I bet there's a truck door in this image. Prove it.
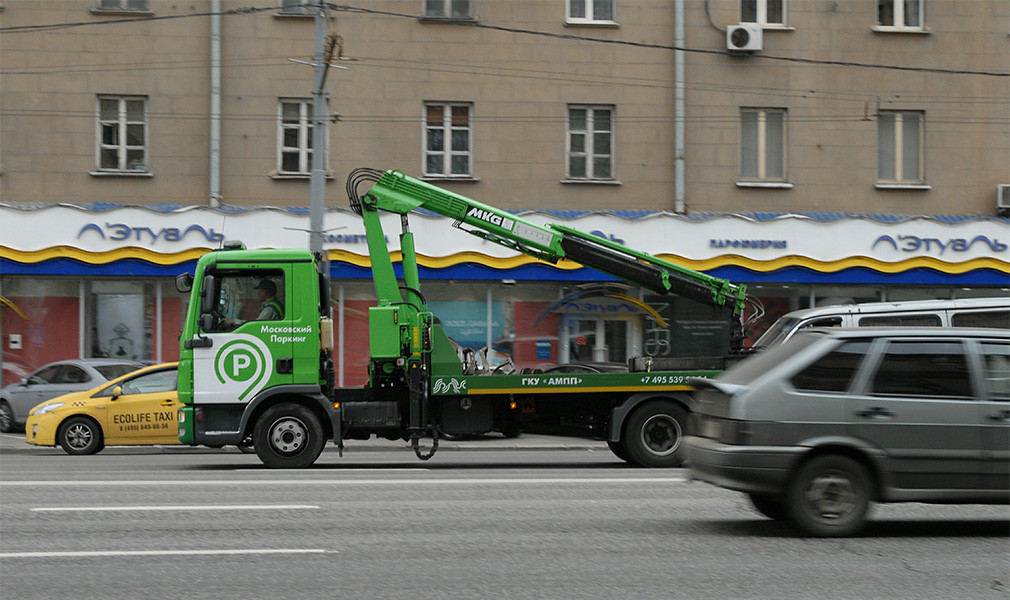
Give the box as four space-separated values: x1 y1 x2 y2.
191 267 293 405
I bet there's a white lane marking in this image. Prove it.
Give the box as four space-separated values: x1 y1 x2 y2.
0 549 330 559
5 477 687 487
31 504 320 512
234 468 429 473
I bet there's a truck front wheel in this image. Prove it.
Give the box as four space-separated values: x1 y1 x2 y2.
254 403 325 469
623 401 688 468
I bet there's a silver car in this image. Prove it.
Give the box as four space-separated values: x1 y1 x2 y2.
0 359 143 433
685 327 1010 537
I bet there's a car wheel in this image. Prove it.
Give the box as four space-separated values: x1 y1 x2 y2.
58 416 104 456
748 493 789 521
0 401 14 433
606 438 630 462
786 454 872 537
623 401 688 468
253 403 325 469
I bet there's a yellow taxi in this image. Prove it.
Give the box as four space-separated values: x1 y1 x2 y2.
26 363 180 455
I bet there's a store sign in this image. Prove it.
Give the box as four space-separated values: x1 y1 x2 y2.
78 223 224 244
555 296 645 317
871 234 1007 255
710 239 787 249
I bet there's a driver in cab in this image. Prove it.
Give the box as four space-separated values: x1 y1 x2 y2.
223 279 282 327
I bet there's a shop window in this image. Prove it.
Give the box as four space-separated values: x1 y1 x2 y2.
1 279 81 386
87 281 156 362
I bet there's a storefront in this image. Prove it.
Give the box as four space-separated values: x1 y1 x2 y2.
2 204 1007 386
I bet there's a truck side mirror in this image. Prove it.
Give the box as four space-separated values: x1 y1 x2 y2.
175 272 193 293
200 274 217 314
199 313 215 332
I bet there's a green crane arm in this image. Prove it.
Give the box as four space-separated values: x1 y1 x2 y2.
347 168 747 317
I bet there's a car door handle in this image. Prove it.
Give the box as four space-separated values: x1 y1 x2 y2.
856 406 894 419
987 410 1010 422
161 400 175 407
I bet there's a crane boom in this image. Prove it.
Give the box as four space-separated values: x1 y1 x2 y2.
347 168 747 317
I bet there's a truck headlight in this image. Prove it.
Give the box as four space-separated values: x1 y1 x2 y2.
33 402 64 416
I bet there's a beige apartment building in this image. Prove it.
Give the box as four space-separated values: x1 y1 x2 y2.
1 1 1008 386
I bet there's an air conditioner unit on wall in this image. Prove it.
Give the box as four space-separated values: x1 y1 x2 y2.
727 24 763 52
997 184 1010 210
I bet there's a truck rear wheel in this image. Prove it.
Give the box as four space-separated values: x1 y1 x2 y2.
254 403 325 469
623 401 687 468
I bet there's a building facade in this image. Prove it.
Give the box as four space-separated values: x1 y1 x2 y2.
2 1 1008 386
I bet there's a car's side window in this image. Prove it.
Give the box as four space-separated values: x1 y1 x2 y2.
869 340 973 399
120 370 178 395
798 316 843 331
951 310 1010 329
858 314 941 327
979 342 1010 401
56 365 90 384
790 341 870 393
30 365 61 384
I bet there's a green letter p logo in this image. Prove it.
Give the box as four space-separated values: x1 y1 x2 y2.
215 336 272 402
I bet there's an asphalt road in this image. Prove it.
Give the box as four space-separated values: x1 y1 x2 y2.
1 432 1008 600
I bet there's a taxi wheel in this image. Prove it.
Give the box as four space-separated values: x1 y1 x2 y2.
0 401 13 433
58 416 104 456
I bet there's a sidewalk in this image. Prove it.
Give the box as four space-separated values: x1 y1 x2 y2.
0 431 608 455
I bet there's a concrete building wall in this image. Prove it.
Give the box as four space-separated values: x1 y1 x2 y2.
1 1 1006 215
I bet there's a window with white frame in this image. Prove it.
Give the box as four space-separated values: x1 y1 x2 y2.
278 99 313 175
97 96 148 172
278 0 312 14
424 0 473 19
567 0 615 23
877 111 924 184
96 0 149 10
741 0 784 25
877 0 922 29
567 105 614 180
740 108 786 181
424 103 473 177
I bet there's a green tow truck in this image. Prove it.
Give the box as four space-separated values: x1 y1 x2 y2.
176 169 749 469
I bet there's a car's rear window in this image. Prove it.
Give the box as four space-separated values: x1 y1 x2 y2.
95 364 140 380
721 332 826 384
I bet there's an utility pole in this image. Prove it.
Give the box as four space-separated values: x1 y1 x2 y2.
309 2 337 257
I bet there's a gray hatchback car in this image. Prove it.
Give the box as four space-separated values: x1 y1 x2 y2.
0 359 143 433
685 327 1009 537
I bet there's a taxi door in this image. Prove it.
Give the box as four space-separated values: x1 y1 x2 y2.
103 368 180 445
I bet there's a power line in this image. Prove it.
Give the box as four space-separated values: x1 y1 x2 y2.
324 3 1010 78
1 3 1006 78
